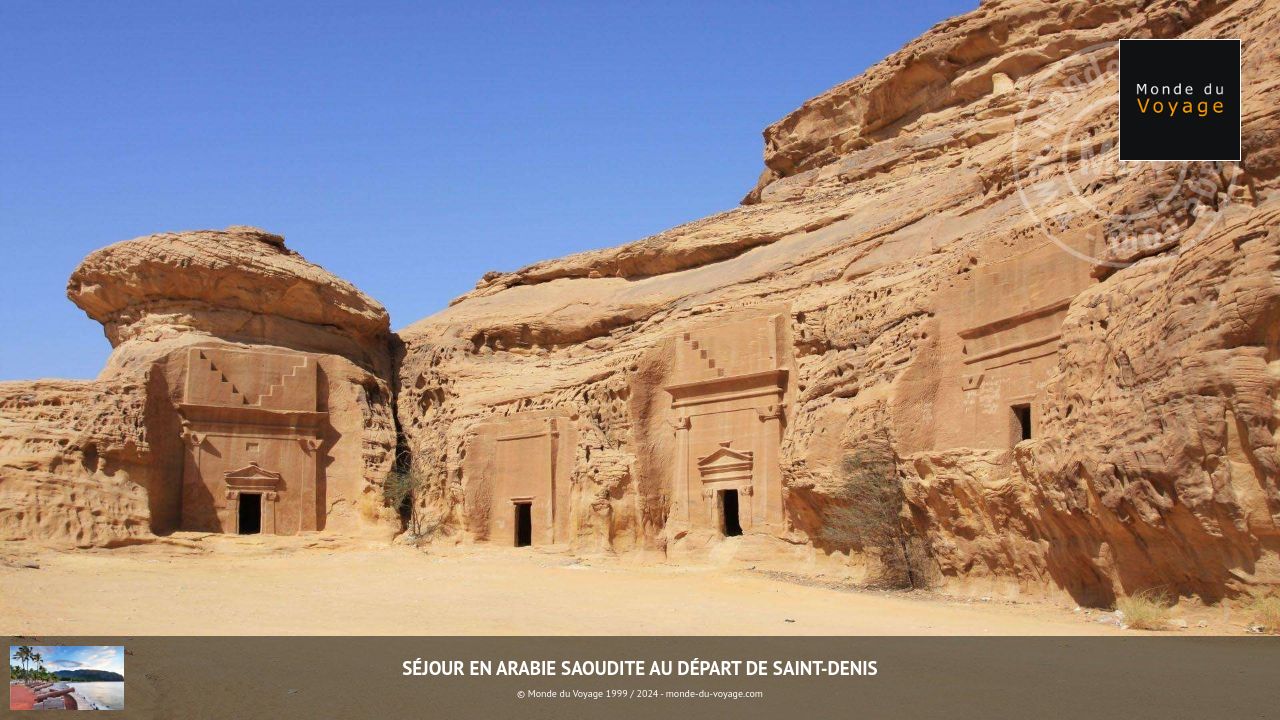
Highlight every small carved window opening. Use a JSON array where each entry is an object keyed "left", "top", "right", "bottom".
[{"left": 1012, "top": 404, "right": 1033, "bottom": 443}]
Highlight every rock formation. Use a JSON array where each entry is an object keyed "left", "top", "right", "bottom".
[
  {"left": 0, "top": 226, "right": 398, "bottom": 545},
  {"left": 395, "top": 0, "right": 1280, "bottom": 604},
  {"left": 4, "top": 0, "right": 1280, "bottom": 607}
]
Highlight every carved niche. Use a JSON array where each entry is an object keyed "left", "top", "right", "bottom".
[
  {"left": 464, "top": 413, "right": 575, "bottom": 546},
  {"left": 666, "top": 315, "right": 787, "bottom": 534},
  {"left": 950, "top": 239, "right": 1093, "bottom": 447},
  {"left": 177, "top": 347, "right": 326, "bottom": 535}
]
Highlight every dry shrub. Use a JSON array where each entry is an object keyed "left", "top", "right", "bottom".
[
  {"left": 1116, "top": 589, "right": 1173, "bottom": 630},
  {"left": 1244, "top": 596, "right": 1280, "bottom": 634},
  {"left": 383, "top": 465, "right": 431, "bottom": 536},
  {"left": 821, "top": 437, "right": 935, "bottom": 590}
]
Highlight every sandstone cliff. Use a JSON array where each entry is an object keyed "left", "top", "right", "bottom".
[{"left": 396, "top": 0, "right": 1280, "bottom": 604}]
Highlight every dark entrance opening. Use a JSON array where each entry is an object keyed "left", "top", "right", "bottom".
[
  {"left": 514, "top": 502, "right": 532, "bottom": 547},
  {"left": 238, "top": 493, "right": 262, "bottom": 535},
  {"left": 1012, "top": 404, "right": 1033, "bottom": 443},
  {"left": 721, "top": 489, "right": 742, "bottom": 537}
]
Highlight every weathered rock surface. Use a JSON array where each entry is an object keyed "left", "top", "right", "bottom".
[
  {"left": 0, "top": 380, "right": 151, "bottom": 546},
  {"left": 0, "top": 227, "right": 398, "bottom": 546},
  {"left": 68, "top": 225, "right": 390, "bottom": 372},
  {"left": 397, "top": 0, "right": 1280, "bottom": 604},
  {"left": 747, "top": 0, "right": 1248, "bottom": 199}
]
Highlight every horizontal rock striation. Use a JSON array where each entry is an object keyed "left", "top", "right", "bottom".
[{"left": 68, "top": 225, "right": 392, "bottom": 373}]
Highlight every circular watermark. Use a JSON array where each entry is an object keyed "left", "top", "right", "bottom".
[{"left": 1010, "top": 42, "right": 1242, "bottom": 268}]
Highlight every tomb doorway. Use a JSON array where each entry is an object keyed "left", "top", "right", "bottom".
[
  {"left": 721, "top": 489, "right": 742, "bottom": 537},
  {"left": 514, "top": 502, "right": 533, "bottom": 547},
  {"left": 238, "top": 493, "right": 262, "bottom": 535}
]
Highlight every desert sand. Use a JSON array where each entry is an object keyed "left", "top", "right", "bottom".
[{"left": 0, "top": 536, "right": 1244, "bottom": 636}]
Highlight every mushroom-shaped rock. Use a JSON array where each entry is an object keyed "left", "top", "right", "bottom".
[{"left": 67, "top": 226, "right": 390, "bottom": 357}]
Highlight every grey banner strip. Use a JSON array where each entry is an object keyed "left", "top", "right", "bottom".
[{"left": 7, "top": 637, "right": 1279, "bottom": 719}]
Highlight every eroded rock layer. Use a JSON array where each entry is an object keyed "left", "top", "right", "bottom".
[{"left": 397, "top": 0, "right": 1280, "bottom": 603}]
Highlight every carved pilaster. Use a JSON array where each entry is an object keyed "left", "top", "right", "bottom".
[
  {"left": 756, "top": 404, "right": 784, "bottom": 526},
  {"left": 670, "top": 415, "right": 692, "bottom": 523},
  {"left": 299, "top": 436, "right": 321, "bottom": 532}
]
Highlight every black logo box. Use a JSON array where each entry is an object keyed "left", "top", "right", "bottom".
[{"left": 1119, "top": 38, "right": 1241, "bottom": 162}]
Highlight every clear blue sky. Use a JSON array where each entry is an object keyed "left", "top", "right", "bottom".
[{"left": 0, "top": 1, "right": 974, "bottom": 380}]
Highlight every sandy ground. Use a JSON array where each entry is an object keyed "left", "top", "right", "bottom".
[{"left": 0, "top": 535, "right": 1240, "bottom": 636}]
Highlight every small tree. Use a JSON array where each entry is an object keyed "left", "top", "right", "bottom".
[
  {"left": 384, "top": 465, "right": 431, "bottom": 537},
  {"left": 824, "top": 443, "right": 934, "bottom": 589},
  {"left": 14, "top": 645, "right": 33, "bottom": 684}
]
